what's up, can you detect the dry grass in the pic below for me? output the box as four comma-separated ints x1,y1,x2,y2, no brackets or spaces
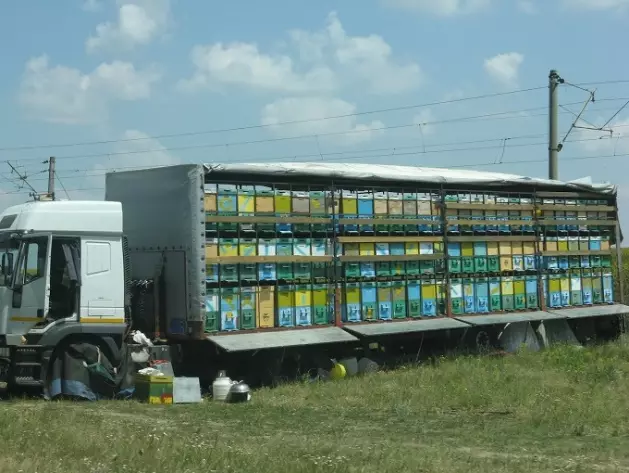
3,340,629,472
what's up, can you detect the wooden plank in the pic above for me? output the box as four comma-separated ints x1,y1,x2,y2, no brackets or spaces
446,219,531,225
206,215,332,224
538,204,615,212
337,236,442,243
535,191,604,199
337,218,430,225
448,235,537,242
541,250,612,256
339,254,443,262
445,203,534,211
205,255,333,263
539,219,616,226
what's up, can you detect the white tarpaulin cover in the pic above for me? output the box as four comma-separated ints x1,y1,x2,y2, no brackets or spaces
204,162,616,195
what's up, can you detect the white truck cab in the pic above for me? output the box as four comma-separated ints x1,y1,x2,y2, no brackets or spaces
0,200,129,388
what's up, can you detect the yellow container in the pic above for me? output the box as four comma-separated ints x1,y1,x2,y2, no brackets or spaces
499,242,512,255
342,192,358,215
511,242,523,255
487,242,499,256
546,238,558,252
417,199,431,216
204,193,217,213
500,254,514,271
313,286,329,307
374,192,388,215
461,242,474,257
219,240,238,257
501,277,514,296
275,191,292,214
549,276,561,293
256,191,274,214
205,239,218,258
237,193,255,214
558,237,568,252
421,281,437,299
295,286,312,307
345,285,361,304
359,243,375,256
405,242,419,255
523,242,535,255
278,287,294,309
257,286,275,328
239,239,257,257
388,193,403,215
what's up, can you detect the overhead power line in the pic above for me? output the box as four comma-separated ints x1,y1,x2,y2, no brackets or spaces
9,132,629,187
0,85,547,152
7,101,629,166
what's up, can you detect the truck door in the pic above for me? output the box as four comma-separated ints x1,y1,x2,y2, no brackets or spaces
8,235,51,333
0,237,20,335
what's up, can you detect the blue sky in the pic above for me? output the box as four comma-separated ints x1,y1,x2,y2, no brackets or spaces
1,0,629,222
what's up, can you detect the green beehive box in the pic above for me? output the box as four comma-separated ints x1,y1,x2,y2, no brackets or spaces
345,262,361,278
240,288,256,330
420,260,435,275
392,281,407,319
569,256,580,269
239,264,257,282
514,276,526,310
462,256,474,274
502,277,515,311
376,261,391,277
220,264,238,283
448,257,462,274
205,288,220,333
313,262,328,279
601,255,612,268
294,262,312,280
489,277,502,311
474,256,487,273
407,260,420,276
277,262,294,280
450,278,463,315
487,256,500,273
313,284,330,325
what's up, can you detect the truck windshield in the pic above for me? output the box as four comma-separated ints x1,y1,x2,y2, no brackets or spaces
0,238,19,287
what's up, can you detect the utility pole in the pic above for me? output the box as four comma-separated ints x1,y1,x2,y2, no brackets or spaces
47,156,55,201
548,70,561,180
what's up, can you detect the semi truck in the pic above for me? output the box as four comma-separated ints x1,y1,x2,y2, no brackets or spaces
0,163,626,397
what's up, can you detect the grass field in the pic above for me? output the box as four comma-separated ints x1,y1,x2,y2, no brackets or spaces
3,340,629,473
0,248,627,472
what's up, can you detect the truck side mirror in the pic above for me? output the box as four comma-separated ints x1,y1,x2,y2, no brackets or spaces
1,253,13,277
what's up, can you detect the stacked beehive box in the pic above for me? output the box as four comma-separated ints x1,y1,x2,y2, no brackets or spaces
202,181,618,333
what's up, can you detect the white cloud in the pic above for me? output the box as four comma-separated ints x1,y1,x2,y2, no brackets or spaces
517,1,538,14
261,97,385,145
180,42,337,93
383,0,491,16
82,0,102,12
563,0,629,11
180,12,421,96
484,52,524,86
18,55,161,124
574,117,629,156
86,0,171,53
84,130,179,199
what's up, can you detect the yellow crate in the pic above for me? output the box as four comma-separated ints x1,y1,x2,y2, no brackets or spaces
149,395,173,405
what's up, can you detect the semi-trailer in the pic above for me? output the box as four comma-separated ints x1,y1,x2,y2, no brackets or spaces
0,163,625,396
